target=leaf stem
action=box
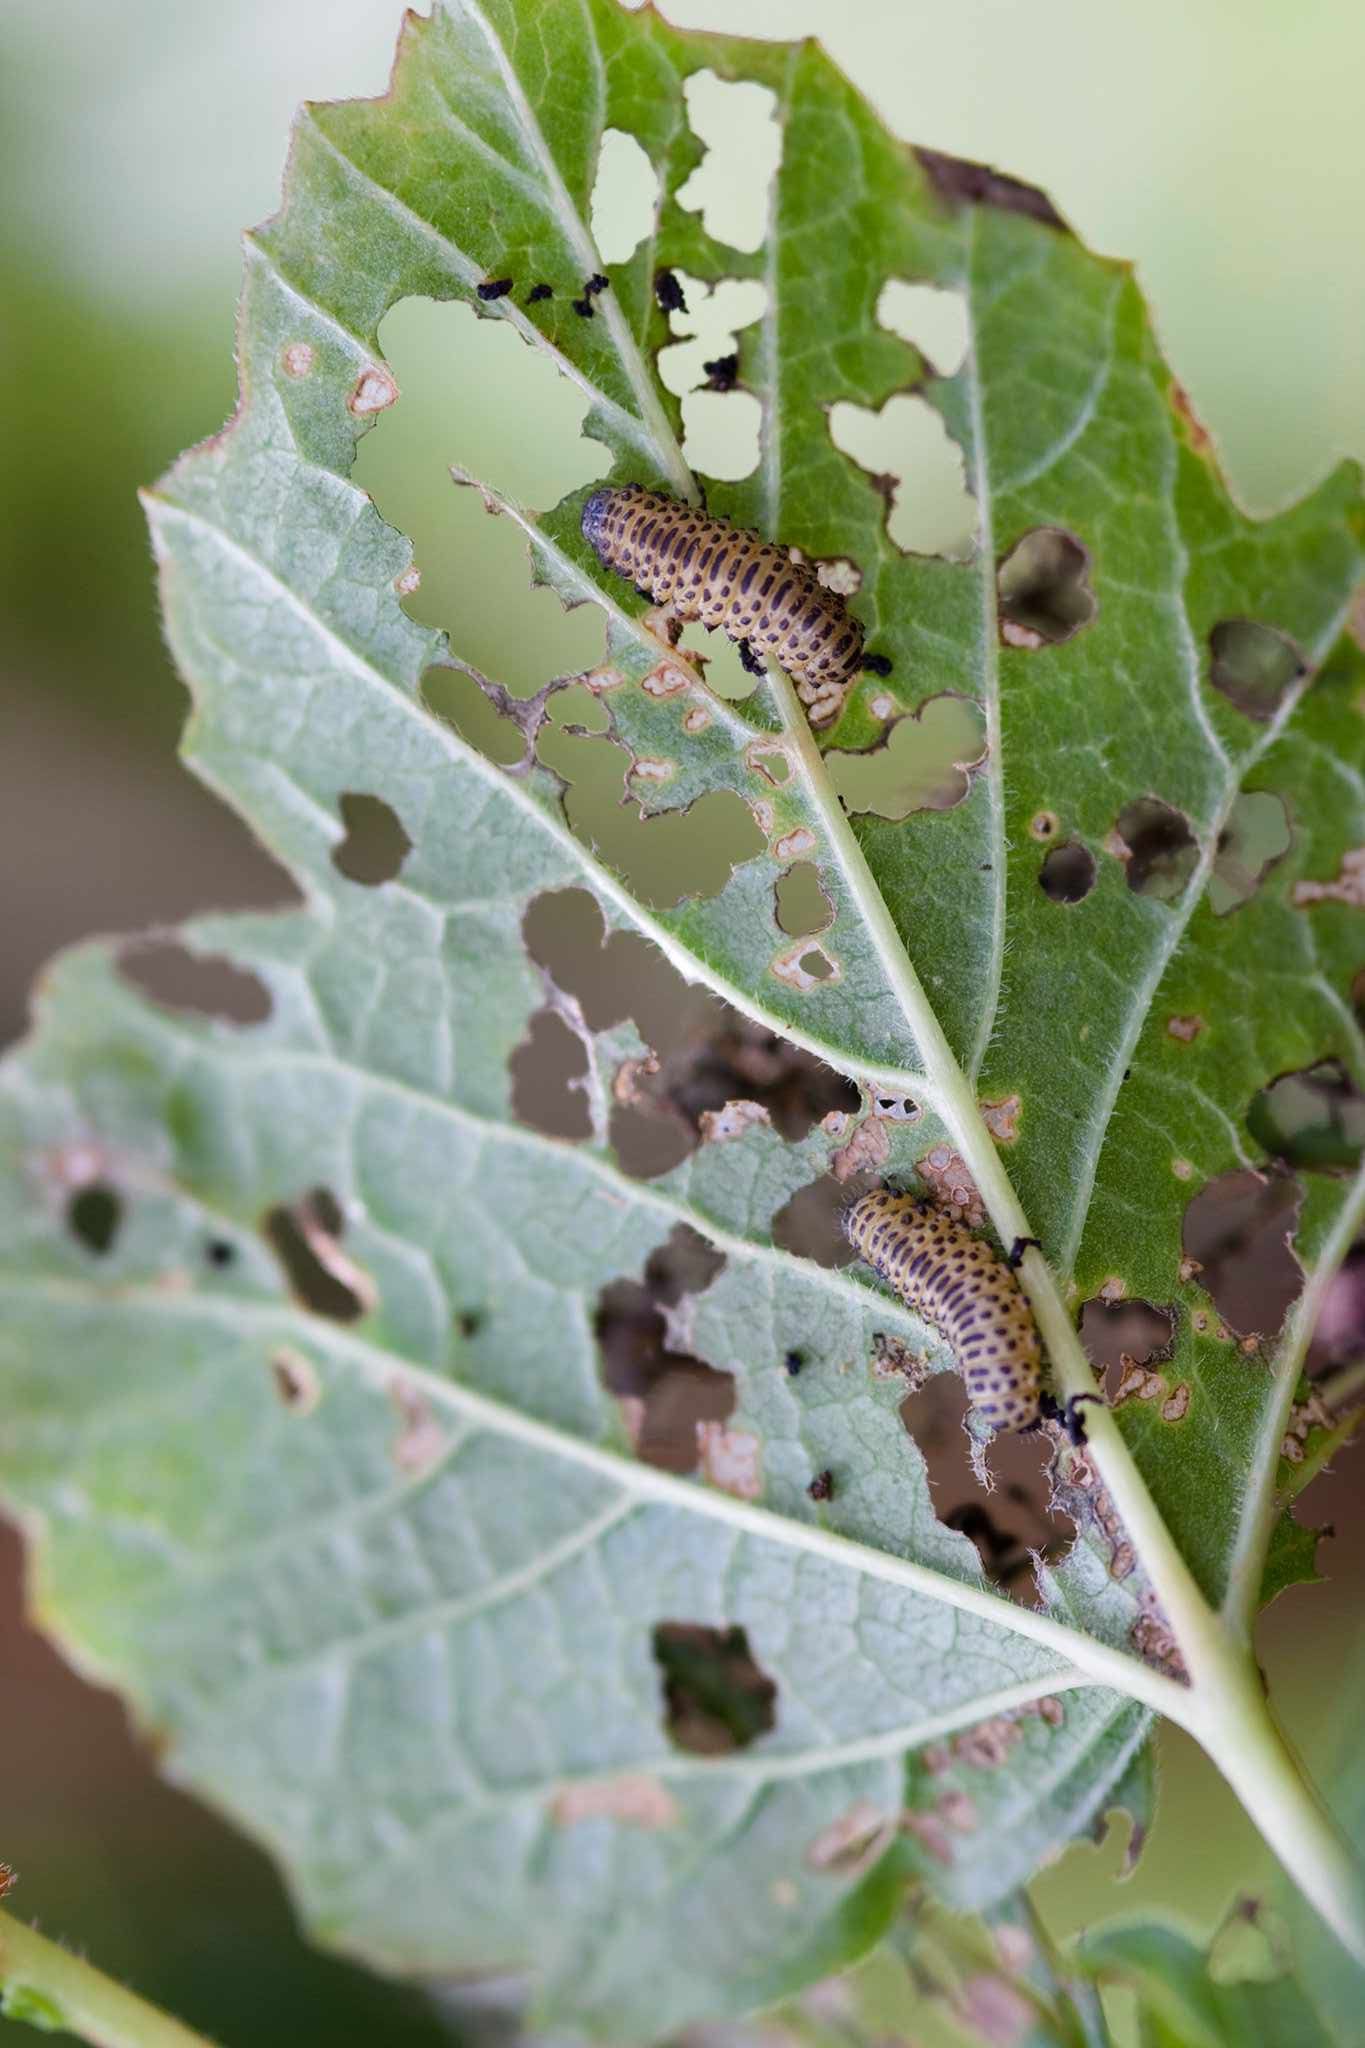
[0,1913,217,2048]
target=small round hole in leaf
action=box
[1113,797,1199,902]
[1208,619,1306,723]
[67,1182,122,1256]
[997,528,1096,646]
[332,792,412,886]
[1039,840,1096,903]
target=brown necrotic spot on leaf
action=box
[347,363,398,416]
[551,1773,680,1832]
[917,1147,985,1227]
[1168,1013,1205,1043]
[996,528,1095,646]
[1210,792,1291,915]
[980,1094,1021,1144]
[697,1422,763,1498]
[262,1188,376,1323]
[389,1375,447,1476]
[1209,618,1307,722]
[916,146,1067,230]
[1182,1169,1304,1339]
[1248,1059,1365,1171]
[509,1007,593,1142]
[67,1181,122,1256]
[1028,810,1060,842]
[1161,1383,1191,1423]
[828,397,978,559]
[829,695,986,820]
[652,1622,777,1755]
[270,1347,321,1415]
[698,1098,770,1143]
[596,1228,731,1472]
[775,862,835,938]
[1293,847,1365,910]
[1038,839,1096,904]
[281,341,314,378]
[589,127,659,263]
[117,941,272,1025]
[1112,796,1199,902]
[804,1801,896,1876]
[331,791,412,886]
[831,1114,891,1184]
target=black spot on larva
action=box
[1039,839,1097,904]
[1114,796,1199,902]
[653,1622,777,1753]
[476,277,514,301]
[527,282,553,304]
[916,146,1068,231]
[997,528,1096,646]
[67,1183,122,1256]
[1209,619,1307,723]
[654,269,688,315]
[331,792,411,886]
[702,353,739,393]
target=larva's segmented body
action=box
[844,1189,1042,1431]
[581,485,864,725]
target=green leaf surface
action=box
[2,0,1363,2035]
[1076,1917,1335,2048]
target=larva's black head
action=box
[581,488,614,553]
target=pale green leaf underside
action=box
[1,0,1363,2034]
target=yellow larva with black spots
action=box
[581,485,886,727]
[843,1188,1043,1431]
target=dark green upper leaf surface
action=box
[2,0,1364,2033]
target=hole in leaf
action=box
[1112,796,1199,902]
[1248,1060,1365,1171]
[899,1375,1068,1602]
[676,73,781,254]
[331,792,412,886]
[1080,1299,1177,1391]
[1309,1244,1365,1376]
[590,127,659,263]
[652,1621,777,1754]
[263,1188,376,1323]
[353,297,609,698]
[1183,1170,1303,1339]
[875,280,969,375]
[676,620,759,702]
[828,696,987,819]
[422,665,530,768]
[773,1174,859,1266]
[67,1182,122,1256]
[829,395,978,559]
[775,862,834,938]
[597,1228,730,1470]
[681,387,762,482]
[1209,791,1291,916]
[117,942,272,1025]
[535,723,765,908]
[522,889,717,1048]
[997,528,1096,646]
[1209,619,1307,723]
[1038,839,1097,904]
[510,1007,593,1142]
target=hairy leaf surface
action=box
[1,0,1363,2033]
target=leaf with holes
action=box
[3,0,1365,2036]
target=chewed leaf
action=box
[1,0,1363,2037]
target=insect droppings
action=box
[477,277,514,301]
[703,353,739,392]
[843,1188,1042,1430]
[573,295,595,318]
[654,269,688,315]
[807,1469,835,1502]
[784,1349,804,1376]
[581,484,867,726]
[584,272,610,297]
[527,282,553,303]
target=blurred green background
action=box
[3,0,1363,2040]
